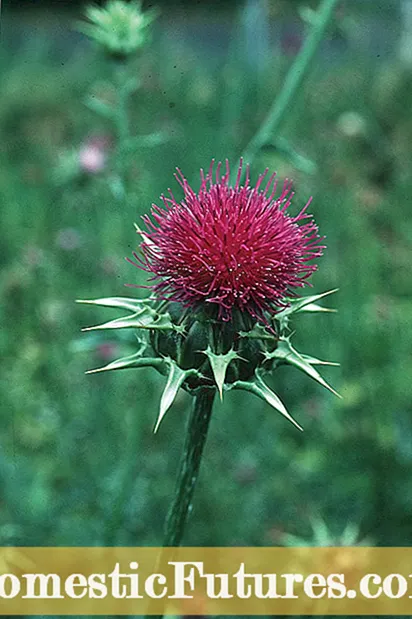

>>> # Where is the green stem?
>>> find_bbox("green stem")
[147,387,216,619]
[111,60,132,201]
[240,0,340,168]
[114,62,130,145]
[164,387,216,547]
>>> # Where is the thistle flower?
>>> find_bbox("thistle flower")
[131,160,324,325]
[80,0,157,59]
[78,160,339,432]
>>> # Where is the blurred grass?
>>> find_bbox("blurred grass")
[0,0,412,564]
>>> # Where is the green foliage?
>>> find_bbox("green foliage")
[1,0,412,580]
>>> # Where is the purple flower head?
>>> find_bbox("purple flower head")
[130,160,325,324]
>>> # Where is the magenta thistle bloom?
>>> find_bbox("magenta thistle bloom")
[80,161,338,431]
[130,160,324,324]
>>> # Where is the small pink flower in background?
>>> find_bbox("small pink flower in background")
[78,136,109,174]
[130,160,324,324]
[55,228,82,251]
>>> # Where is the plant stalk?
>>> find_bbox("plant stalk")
[147,387,216,619]
[240,0,340,169]
[164,387,216,547]
[111,60,132,202]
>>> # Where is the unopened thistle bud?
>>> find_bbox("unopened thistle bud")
[79,0,157,60]
[78,160,339,432]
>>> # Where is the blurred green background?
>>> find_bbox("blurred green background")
[1,0,412,567]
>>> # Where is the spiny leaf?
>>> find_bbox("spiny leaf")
[76,296,155,313]
[229,373,303,431]
[86,353,164,375]
[154,361,195,433]
[81,309,154,331]
[272,338,341,398]
[81,309,175,332]
[202,347,240,400]
[277,289,338,319]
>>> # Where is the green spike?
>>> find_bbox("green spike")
[297,302,337,313]
[81,310,154,331]
[272,338,341,398]
[86,353,165,375]
[238,323,277,341]
[76,296,155,313]
[277,289,338,319]
[81,308,175,332]
[202,347,240,400]
[230,373,303,431]
[154,361,194,433]
[300,353,339,367]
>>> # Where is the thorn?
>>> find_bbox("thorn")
[202,347,238,401]
[154,361,190,433]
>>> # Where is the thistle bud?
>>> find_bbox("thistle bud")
[79,0,157,60]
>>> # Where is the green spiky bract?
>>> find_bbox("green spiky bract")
[78,288,339,434]
[79,0,157,60]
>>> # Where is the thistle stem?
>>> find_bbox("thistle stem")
[164,387,216,547]
[114,62,130,146]
[111,60,132,201]
[147,387,216,619]
[240,0,340,169]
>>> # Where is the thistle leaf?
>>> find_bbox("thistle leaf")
[81,308,175,332]
[76,296,155,313]
[202,347,240,400]
[86,353,164,375]
[81,309,153,331]
[230,374,303,431]
[277,289,338,319]
[273,338,341,398]
[155,361,194,433]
